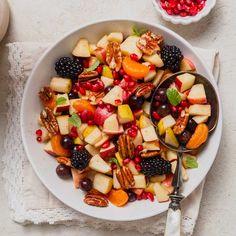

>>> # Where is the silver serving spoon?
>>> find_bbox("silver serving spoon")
[150,71,219,236]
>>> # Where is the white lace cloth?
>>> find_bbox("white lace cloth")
[2,42,219,235]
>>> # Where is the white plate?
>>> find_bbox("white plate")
[21,19,222,221]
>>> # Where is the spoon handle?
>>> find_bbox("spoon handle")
[164,208,181,236]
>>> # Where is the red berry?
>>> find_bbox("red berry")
[123,74,131,82]
[136,145,143,152]
[35,129,42,136]
[147,192,154,202]
[180,100,188,107]
[134,157,141,164]
[137,194,142,200]
[111,163,117,170]
[141,192,148,200]
[91,83,100,92]
[101,140,110,149]
[130,53,139,62]
[96,65,103,74]
[79,87,86,95]
[178,106,184,112]
[119,68,125,76]
[113,79,120,85]
[131,124,138,130]
[170,105,177,112]
[115,99,122,105]
[128,81,136,88]
[83,59,89,68]
[70,126,78,138]
[112,70,119,79]
[84,81,92,90]
[88,120,95,125]
[76,144,84,151]
[123,158,131,165]
[106,104,115,113]
[152,111,161,120]
[135,164,142,172]
[36,136,42,142]
[98,100,105,108]
[148,64,156,70]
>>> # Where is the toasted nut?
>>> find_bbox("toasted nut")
[38,87,55,104]
[78,71,99,81]
[134,82,155,97]
[173,113,189,135]
[136,31,163,55]
[116,166,135,189]
[118,134,135,159]
[56,156,71,166]
[84,190,109,207]
[106,41,122,71]
[140,151,160,158]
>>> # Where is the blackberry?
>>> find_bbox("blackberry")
[71,149,90,170]
[55,57,83,79]
[140,156,171,177]
[161,45,183,72]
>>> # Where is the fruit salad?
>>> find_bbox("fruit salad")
[36,26,200,207]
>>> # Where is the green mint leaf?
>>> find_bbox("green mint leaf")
[68,113,81,128]
[185,156,198,169]
[166,88,181,106]
[108,157,120,169]
[56,97,67,106]
[85,60,100,72]
[132,26,148,36]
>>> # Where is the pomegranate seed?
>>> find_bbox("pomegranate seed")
[75,82,80,91]
[131,124,138,130]
[137,194,142,200]
[141,192,148,200]
[130,53,139,62]
[98,100,105,108]
[148,64,156,70]
[123,74,131,82]
[35,129,42,136]
[83,59,89,68]
[134,157,141,164]
[80,110,89,123]
[112,70,119,79]
[170,105,177,112]
[147,192,154,202]
[113,79,120,85]
[128,81,136,88]
[76,144,84,151]
[128,128,137,137]
[167,9,173,15]
[115,99,122,105]
[70,126,78,138]
[178,106,184,112]
[135,164,142,172]
[119,68,125,76]
[101,140,110,149]
[106,104,114,113]
[155,101,161,107]
[84,81,92,90]
[152,111,161,120]
[123,158,131,164]
[180,11,188,17]
[88,120,95,125]
[123,122,132,130]
[96,65,103,74]
[91,83,100,92]
[79,87,86,95]
[111,163,117,170]
[136,145,143,152]
[36,136,42,142]
[180,100,188,107]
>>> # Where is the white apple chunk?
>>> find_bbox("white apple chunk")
[97,35,109,49]
[55,93,70,113]
[103,125,124,135]
[89,43,97,55]
[103,114,119,132]
[40,127,50,143]
[44,140,57,157]
[101,76,114,88]
[132,130,143,147]
[127,161,140,175]
[180,57,196,71]
[142,140,160,151]
[50,77,72,93]
[56,115,69,135]
[120,35,142,59]
[150,175,166,183]
[166,150,177,161]
[141,126,158,142]
[142,101,151,116]
[143,53,164,67]
[187,83,207,104]
[89,154,112,174]
[133,174,146,188]
[84,126,102,145]
[113,170,121,189]
[107,32,123,43]
[72,38,90,57]
[153,182,169,202]
[102,85,123,106]
[69,99,80,115]
[192,115,209,124]
[85,144,99,156]
[175,73,196,92]
[144,70,157,82]
[152,69,164,87]
[93,47,106,63]
[165,128,179,148]
[93,173,113,194]
[94,133,110,148]
[189,104,211,116]
[157,115,176,135]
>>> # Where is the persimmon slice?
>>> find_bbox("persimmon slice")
[108,189,129,207]
[51,135,71,157]
[73,99,96,114]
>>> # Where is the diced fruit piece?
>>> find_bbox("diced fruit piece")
[150,175,166,183]
[55,93,70,113]
[77,123,88,136]
[127,160,139,175]
[122,56,149,79]
[117,104,134,124]
[89,154,112,173]
[50,77,72,93]
[103,114,119,131]
[186,123,209,149]
[108,189,129,207]
[171,160,177,174]
[88,56,98,67]
[97,35,109,49]
[71,168,88,189]
[103,125,124,135]
[188,104,211,116]
[94,133,110,148]
[157,115,176,136]
[102,86,123,106]
[152,70,164,87]
[93,47,106,63]
[161,184,174,194]
[44,140,57,157]
[51,135,71,157]
[115,152,123,167]
[182,166,189,181]
[120,35,142,59]
[180,57,196,71]
[72,38,90,57]
[107,32,123,43]
[89,44,97,54]
[69,99,80,115]
[144,70,157,82]
[165,128,179,148]
[139,114,152,128]
[94,106,113,126]
[93,173,113,194]
[162,174,174,188]
[101,76,114,88]
[182,154,198,169]
[153,182,169,202]
[85,144,99,156]
[145,183,156,195]
[133,174,146,188]
[83,125,96,138]
[187,84,207,104]
[100,142,116,159]
[132,130,143,147]
[73,99,96,114]
[142,101,151,116]
[166,150,177,161]
[169,82,187,100]
[40,127,50,143]
[132,188,144,196]
[142,140,160,151]
[175,73,195,92]
[56,115,69,135]
[113,170,121,189]
[143,53,164,67]
[141,126,158,142]
[84,126,102,145]
[192,115,209,124]
[102,65,113,78]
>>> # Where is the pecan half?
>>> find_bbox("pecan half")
[84,190,109,207]
[56,156,71,166]
[141,151,160,158]
[106,41,122,71]
[134,82,155,97]
[118,134,135,159]
[173,112,189,135]
[40,107,59,135]
[38,87,55,105]
[116,166,135,189]
[78,71,99,81]
[136,31,163,55]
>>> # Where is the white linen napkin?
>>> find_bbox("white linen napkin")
[2,42,219,235]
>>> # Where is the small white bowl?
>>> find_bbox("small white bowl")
[152,0,216,25]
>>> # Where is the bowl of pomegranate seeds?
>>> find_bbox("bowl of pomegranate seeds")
[152,0,216,25]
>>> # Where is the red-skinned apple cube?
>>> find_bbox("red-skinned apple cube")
[55,93,70,113]
[180,57,196,71]
[187,83,207,104]
[99,142,116,159]
[175,73,195,92]
[93,47,106,63]
[94,106,113,126]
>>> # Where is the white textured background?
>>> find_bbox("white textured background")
[0,0,236,235]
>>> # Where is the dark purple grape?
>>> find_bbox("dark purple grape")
[178,130,192,145]
[61,135,74,149]
[80,178,93,192]
[127,191,137,202]
[156,104,171,117]
[128,95,145,110]
[56,164,71,179]
[104,85,114,94]
[187,118,198,133]
[68,91,78,99]
[155,88,167,103]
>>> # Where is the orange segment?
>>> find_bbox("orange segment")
[186,123,209,149]
[122,56,149,79]
[108,189,129,207]
[72,99,96,114]
[51,135,71,157]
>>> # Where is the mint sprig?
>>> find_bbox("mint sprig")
[85,60,100,72]
[56,97,67,106]
[166,88,181,106]
[132,26,148,37]
[68,113,81,128]
[108,157,120,169]
[184,156,198,169]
